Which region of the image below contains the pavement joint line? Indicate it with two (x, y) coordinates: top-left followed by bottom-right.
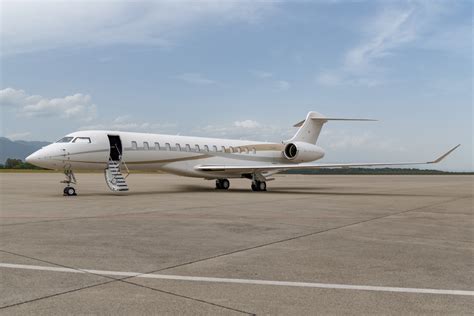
(145, 195), (469, 275)
(2, 195), (468, 283)
(1, 193), (455, 312)
(1, 189), (470, 310)
(4, 194), (455, 293)
(0, 251), (252, 314)
(0, 195), (313, 227)
(2, 185), (463, 227)
(0, 263), (473, 297)
(0, 278), (118, 310)
(0, 190), (459, 227)
(116, 278), (255, 315)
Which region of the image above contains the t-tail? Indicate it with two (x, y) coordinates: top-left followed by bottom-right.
(288, 111), (377, 144)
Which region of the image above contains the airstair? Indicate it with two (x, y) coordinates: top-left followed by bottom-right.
(104, 160), (129, 192)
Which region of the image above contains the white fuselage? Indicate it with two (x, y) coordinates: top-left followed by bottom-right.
(26, 130), (325, 179)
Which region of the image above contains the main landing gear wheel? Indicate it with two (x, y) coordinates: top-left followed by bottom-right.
(251, 181), (266, 192)
(215, 179), (230, 190)
(63, 186), (76, 196)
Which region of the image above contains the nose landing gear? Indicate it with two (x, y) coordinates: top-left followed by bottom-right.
(61, 168), (77, 196)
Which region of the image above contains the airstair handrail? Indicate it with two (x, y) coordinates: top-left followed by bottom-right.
(111, 145), (130, 179)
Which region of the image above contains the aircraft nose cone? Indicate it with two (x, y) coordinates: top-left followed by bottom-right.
(26, 151), (41, 165)
(25, 147), (58, 169)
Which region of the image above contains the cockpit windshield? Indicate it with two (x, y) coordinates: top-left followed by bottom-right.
(56, 137), (74, 143)
(73, 137), (91, 143)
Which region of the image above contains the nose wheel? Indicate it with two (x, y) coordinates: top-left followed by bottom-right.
(61, 168), (77, 196)
(63, 186), (77, 196)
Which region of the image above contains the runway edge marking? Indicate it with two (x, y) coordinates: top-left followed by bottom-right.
(1, 263), (473, 296)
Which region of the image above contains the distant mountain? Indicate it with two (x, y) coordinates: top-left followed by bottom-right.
(0, 137), (51, 164)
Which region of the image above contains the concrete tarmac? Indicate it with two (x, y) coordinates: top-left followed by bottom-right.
(0, 173), (473, 315)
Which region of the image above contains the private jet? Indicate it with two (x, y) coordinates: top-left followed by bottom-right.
(26, 111), (460, 196)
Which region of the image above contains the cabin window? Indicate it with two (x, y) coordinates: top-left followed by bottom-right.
(165, 143), (171, 150)
(176, 144), (181, 151)
(236, 147), (241, 153)
(251, 147), (256, 154)
(229, 146), (234, 153)
(56, 137), (74, 143)
(143, 142), (149, 150)
(203, 145), (209, 152)
(195, 144), (200, 152)
(155, 142), (160, 150)
(212, 145), (218, 152)
(131, 141), (138, 150)
(73, 137), (91, 143)
(243, 147), (249, 154)
(221, 146), (226, 152)
(185, 144), (191, 152)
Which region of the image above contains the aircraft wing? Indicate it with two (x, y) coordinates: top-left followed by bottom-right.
(195, 144), (460, 174)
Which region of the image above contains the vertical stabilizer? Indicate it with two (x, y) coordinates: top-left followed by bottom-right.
(288, 111), (327, 144)
(288, 112), (376, 144)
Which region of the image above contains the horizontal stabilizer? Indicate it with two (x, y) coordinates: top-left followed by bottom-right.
(293, 117), (377, 127)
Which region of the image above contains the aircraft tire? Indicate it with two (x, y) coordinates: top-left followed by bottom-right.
(221, 179), (230, 190)
(64, 187), (76, 196)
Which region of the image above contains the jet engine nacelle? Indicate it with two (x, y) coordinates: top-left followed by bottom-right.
(283, 142), (325, 163)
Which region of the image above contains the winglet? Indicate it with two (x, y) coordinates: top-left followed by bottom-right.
(429, 144), (461, 164)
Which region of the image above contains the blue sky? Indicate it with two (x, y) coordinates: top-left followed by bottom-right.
(0, 0), (472, 170)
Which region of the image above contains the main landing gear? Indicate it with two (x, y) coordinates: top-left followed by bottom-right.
(251, 180), (267, 192)
(61, 168), (77, 196)
(215, 179), (230, 190)
(214, 174), (268, 192)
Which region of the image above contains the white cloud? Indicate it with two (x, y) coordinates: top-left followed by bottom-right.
(320, 129), (406, 152)
(0, 88), (97, 121)
(233, 120), (260, 129)
(316, 71), (380, 87)
(250, 70), (273, 79)
(316, 72), (343, 86)
(276, 80), (291, 91)
(176, 73), (216, 85)
(6, 132), (31, 141)
(316, 2), (454, 87)
(194, 120), (293, 142)
(80, 117), (177, 133)
(344, 8), (416, 73)
(251, 70), (290, 90)
(1, 1), (275, 55)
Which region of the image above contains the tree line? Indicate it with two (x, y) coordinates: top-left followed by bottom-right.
(0, 158), (45, 170)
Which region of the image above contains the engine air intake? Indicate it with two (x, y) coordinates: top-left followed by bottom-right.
(284, 143), (298, 160)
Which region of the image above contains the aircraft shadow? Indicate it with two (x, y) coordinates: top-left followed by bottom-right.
(76, 185), (440, 198)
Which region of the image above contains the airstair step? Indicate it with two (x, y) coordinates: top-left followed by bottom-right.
(105, 160), (129, 192)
